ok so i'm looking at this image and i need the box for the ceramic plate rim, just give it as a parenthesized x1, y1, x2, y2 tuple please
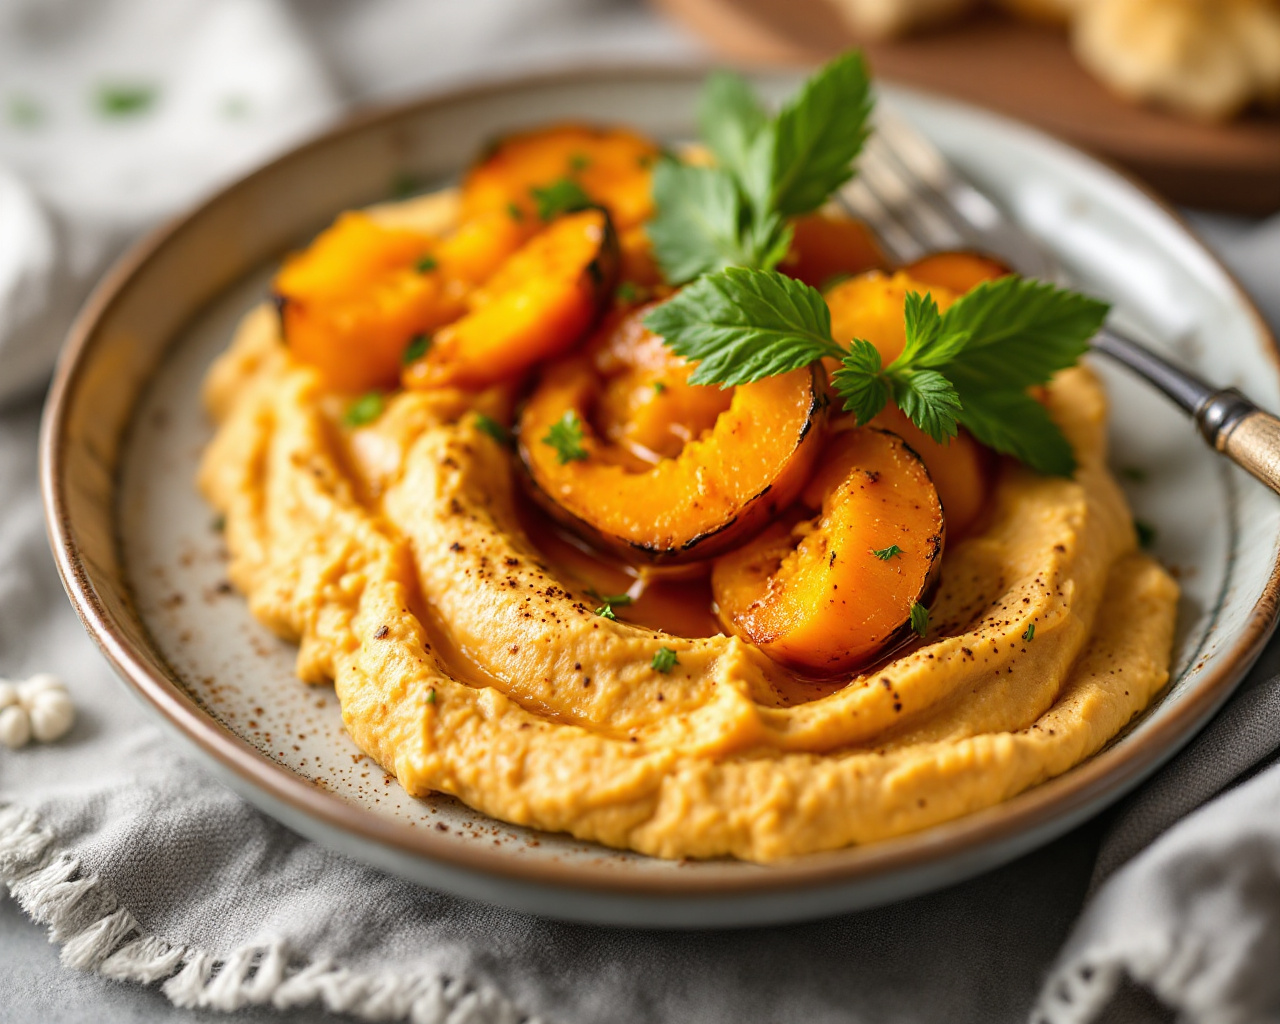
(39, 62, 1280, 906)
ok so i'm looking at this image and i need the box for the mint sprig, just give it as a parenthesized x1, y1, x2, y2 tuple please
(648, 52, 872, 285)
(643, 267, 1109, 476)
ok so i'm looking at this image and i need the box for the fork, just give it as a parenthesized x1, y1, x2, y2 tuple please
(839, 109, 1280, 496)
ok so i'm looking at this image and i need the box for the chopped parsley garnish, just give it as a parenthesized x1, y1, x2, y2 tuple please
(645, 268, 1107, 476)
(568, 152, 591, 172)
(651, 647, 679, 673)
(616, 281, 640, 304)
(1135, 519, 1157, 549)
(589, 590, 632, 609)
(415, 254, 437, 273)
(473, 413, 511, 446)
(595, 604, 617, 620)
(872, 545, 902, 560)
(909, 602, 929, 639)
(343, 391, 385, 427)
(403, 333, 431, 364)
(506, 201, 524, 222)
(639, 51, 1109, 477)
(531, 178, 592, 221)
(646, 52, 872, 285)
(652, 380, 668, 394)
(541, 410, 588, 464)
(1023, 623, 1036, 642)
(96, 83, 157, 117)
(425, 688, 437, 704)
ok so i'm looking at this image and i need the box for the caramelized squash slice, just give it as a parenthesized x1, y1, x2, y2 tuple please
(274, 211, 466, 392)
(824, 267, 1001, 539)
(780, 212, 884, 289)
(463, 123, 660, 231)
(519, 308, 825, 562)
(404, 208, 619, 390)
(906, 251, 1011, 294)
(712, 428, 944, 674)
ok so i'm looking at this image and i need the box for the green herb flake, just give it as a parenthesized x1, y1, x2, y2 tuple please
(652, 380, 668, 394)
(425, 688, 437, 705)
(506, 201, 525, 222)
(531, 178, 592, 221)
(595, 604, 617, 620)
(474, 413, 511, 446)
(1023, 623, 1036, 642)
(616, 281, 640, 304)
(651, 647, 679, 674)
(390, 172, 422, 200)
(589, 590, 633, 609)
(96, 83, 157, 118)
(1135, 519, 1157, 549)
(1120, 466, 1148, 484)
(403, 333, 431, 365)
(343, 392, 385, 428)
(6, 94, 43, 127)
(541, 410, 589, 464)
(415, 254, 438, 273)
(568, 152, 591, 172)
(872, 545, 902, 561)
(909, 602, 930, 639)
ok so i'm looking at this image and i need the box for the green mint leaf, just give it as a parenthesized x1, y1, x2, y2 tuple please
(344, 392, 385, 427)
(473, 413, 511, 446)
(832, 339, 890, 424)
(955, 387, 1076, 477)
(651, 647, 679, 673)
(888, 368, 961, 443)
(403, 333, 431, 364)
(531, 178, 592, 221)
(699, 71, 769, 188)
(96, 83, 157, 118)
(646, 161, 747, 285)
(872, 545, 902, 560)
(909, 602, 929, 638)
(941, 276, 1109, 389)
(770, 52, 873, 217)
(542, 410, 589, 464)
(644, 268, 842, 387)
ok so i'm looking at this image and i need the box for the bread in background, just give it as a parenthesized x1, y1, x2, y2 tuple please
(826, 0, 973, 38)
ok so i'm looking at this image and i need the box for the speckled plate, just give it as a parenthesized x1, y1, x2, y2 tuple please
(41, 66, 1280, 928)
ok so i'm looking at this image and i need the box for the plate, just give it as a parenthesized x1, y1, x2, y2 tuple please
(656, 0, 1280, 214)
(42, 66, 1280, 927)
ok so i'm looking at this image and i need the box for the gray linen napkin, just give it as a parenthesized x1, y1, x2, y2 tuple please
(4, 3, 1280, 1022)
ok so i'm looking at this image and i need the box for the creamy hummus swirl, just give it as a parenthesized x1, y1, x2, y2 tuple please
(199, 278, 1178, 861)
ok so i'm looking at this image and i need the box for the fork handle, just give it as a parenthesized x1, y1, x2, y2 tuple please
(1209, 404, 1280, 495)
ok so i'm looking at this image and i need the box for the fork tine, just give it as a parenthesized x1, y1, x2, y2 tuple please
(861, 137, 968, 254)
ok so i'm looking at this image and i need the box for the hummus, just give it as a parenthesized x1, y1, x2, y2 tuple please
(199, 193, 1179, 863)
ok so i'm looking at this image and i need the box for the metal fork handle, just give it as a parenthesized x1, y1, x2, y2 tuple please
(1094, 327, 1280, 493)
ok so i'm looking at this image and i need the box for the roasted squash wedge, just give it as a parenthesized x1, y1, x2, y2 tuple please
(905, 251, 1011, 294)
(403, 208, 619, 390)
(518, 308, 825, 562)
(274, 211, 467, 392)
(462, 123, 660, 231)
(712, 428, 945, 674)
(780, 212, 884, 289)
(825, 268, 998, 539)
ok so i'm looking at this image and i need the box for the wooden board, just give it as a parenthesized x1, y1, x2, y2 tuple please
(656, 0, 1280, 213)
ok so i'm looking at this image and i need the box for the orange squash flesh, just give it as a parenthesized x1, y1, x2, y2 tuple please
(905, 251, 1011, 294)
(518, 309, 825, 562)
(403, 208, 619, 391)
(462, 123, 660, 232)
(780, 212, 885, 289)
(274, 211, 467, 392)
(824, 268, 1002, 540)
(712, 428, 945, 675)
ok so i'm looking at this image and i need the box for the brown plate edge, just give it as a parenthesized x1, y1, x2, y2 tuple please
(37, 63, 1280, 902)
